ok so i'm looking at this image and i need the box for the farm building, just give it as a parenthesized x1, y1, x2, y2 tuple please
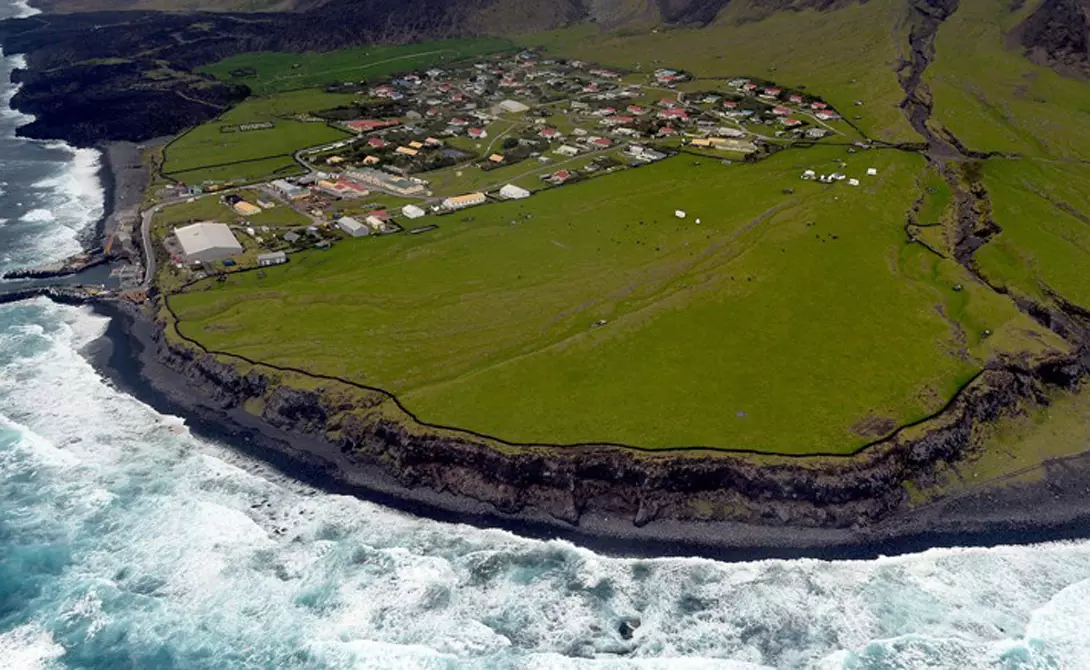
(270, 180, 308, 200)
(500, 184, 531, 200)
(257, 251, 288, 267)
(337, 217, 369, 237)
(402, 204, 426, 219)
(442, 192, 486, 210)
(174, 222, 243, 263)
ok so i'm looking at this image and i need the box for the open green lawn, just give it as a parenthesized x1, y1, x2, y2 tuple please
(926, 0, 1090, 158)
(168, 145, 1061, 453)
(154, 190, 309, 230)
(521, 0, 917, 145)
(976, 158, 1090, 309)
(203, 37, 517, 96)
(162, 89, 355, 184)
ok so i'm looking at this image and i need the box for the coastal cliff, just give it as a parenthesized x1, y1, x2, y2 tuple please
(94, 296, 1088, 557)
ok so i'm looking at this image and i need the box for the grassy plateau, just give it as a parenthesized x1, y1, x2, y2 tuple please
(169, 146, 1062, 453)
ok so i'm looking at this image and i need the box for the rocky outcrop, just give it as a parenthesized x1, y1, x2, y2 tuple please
(1015, 0, 1090, 78)
(147, 306, 1089, 532)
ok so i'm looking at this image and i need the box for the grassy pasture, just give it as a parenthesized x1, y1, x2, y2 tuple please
(169, 146, 1060, 453)
(203, 37, 516, 96)
(976, 159, 1090, 309)
(925, 0, 1090, 158)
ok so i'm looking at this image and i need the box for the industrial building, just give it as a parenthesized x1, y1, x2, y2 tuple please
(345, 168, 427, 196)
(174, 222, 243, 263)
(338, 217, 369, 237)
(402, 204, 426, 219)
(442, 192, 486, 210)
(499, 184, 531, 200)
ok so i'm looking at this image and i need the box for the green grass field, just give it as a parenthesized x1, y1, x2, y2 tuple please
(925, 0, 1090, 158)
(168, 146, 1062, 453)
(976, 159, 1090, 308)
(203, 37, 517, 96)
(162, 89, 355, 185)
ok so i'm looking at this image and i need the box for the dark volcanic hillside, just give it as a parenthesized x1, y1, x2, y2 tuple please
(4, 0, 1090, 145)
(1016, 0, 1090, 77)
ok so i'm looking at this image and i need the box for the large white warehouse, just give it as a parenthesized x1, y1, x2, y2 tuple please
(174, 222, 243, 263)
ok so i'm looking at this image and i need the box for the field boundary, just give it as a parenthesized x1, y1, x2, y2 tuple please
(161, 273, 988, 460)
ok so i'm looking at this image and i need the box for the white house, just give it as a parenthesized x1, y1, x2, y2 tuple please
(499, 184, 531, 200)
(402, 204, 426, 219)
(867, 168, 878, 176)
(337, 217, 369, 237)
(174, 222, 243, 263)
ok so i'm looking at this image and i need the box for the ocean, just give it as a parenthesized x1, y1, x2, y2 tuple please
(2, 2, 1090, 668)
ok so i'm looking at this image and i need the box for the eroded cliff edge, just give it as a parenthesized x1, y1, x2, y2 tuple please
(82, 295, 1090, 560)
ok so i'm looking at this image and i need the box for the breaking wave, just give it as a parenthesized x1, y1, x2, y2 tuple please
(1, 299, 1089, 669)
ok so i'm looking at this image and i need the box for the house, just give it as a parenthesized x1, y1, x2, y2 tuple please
(539, 127, 561, 140)
(658, 97, 680, 108)
(408, 141, 424, 149)
(815, 110, 840, 121)
(550, 170, 572, 183)
(283, 231, 302, 243)
(657, 126, 678, 137)
(345, 119, 399, 133)
(789, 94, 805, 104)
(500, 184, 531, 199)
(174, 222, 243, 263)
(806, 128, 828, 139)
(257, 251, 288, 267)
(468, 127, 487, 139)
(365, 215, 388, 231)
(602, 115, 634, 126)
(590, 137, 612, 149)
(489, 153, 505, 163)
(396, 146, 420, 156)
(627, 105, 646, 115)
(555, 145, 580, 157)
(782, 118, 803, 127)
(442, 192, 486, 210)
(363, 155, 381, 165)
(337, 217, 368, 237)
(425, 137, 443, 146)
(450, 117, 470, 126)
(659, 108, 689, 120)
(772, 106, 792, 116)
(761, 87, 782, 98)
(402, 204, 426, 219)
(811, 102, 829, 110)
(722, 100, 738, 109)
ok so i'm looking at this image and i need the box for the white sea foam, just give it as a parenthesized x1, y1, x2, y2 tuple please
(0, 624, 64, 670)
(2, 300, 1090, 668)
(19, 207, 54, 223)
(11, 0, 39, 18)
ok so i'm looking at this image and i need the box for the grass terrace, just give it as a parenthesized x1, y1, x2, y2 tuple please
(168, 146, 1063, 453)
(162, 89, 357, 186)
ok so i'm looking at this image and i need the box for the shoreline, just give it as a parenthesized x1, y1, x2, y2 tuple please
(81, 298, 1090, 562)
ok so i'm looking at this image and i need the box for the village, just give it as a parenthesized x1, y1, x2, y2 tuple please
(150, 49, 860, 284)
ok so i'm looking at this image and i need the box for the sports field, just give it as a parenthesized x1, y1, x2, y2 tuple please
(168, 146, 1062, 453)
(203, 38, 516, 96)
(162, 89, 355, 186)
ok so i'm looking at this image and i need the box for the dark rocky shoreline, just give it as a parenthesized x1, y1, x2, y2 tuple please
(75, 297, 1090, 562)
